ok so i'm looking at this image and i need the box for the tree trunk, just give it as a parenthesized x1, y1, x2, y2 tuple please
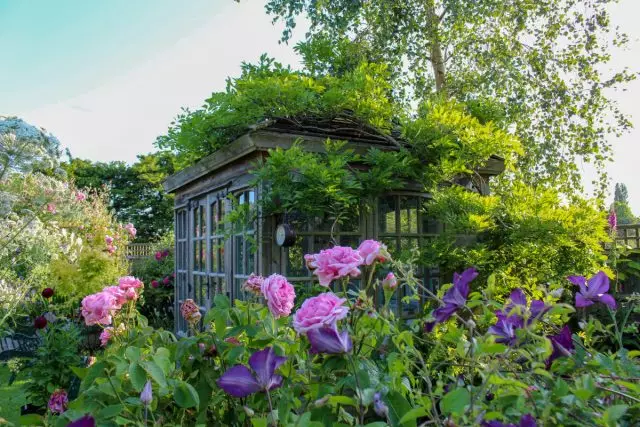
(427, 2, 446, 92)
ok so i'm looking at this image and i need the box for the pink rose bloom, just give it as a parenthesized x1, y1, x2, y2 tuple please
(181, 299, 201, 324)
(243, 273, 264, 295)
(102, 286, 127, 308)
(46, 203, 57, 214)
(81, 292, 118, 326)
(357, 240, 390, 265)
(304, 254, 318, 271)
(105, 235, 114, 245)
(162, 276, 170, 285)
(118, 276, 143, 291)
(151, 280, 159, 288)
(292, 292, 349, 334)
(382, 272, 398, 290)
(48, 389, 68, 414)
(312, 246, 363, 287)
(100, 327, 113, 347)
(107, 245, 116, 254)
(125, 223, 134, 230)
(155, 251, 163, 261)
(261, 274, 296, 318)
(124, 288, 138, 301)
(75, 191, 86, 201)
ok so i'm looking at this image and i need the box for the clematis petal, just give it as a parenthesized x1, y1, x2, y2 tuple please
(432, 304, 458, 324)
(519, 414, 537, 427)
(529, 300, 548, 323)
(567, 275, 587, 294)
(249, 347, 286, 389)
(217, 365, 261, 397)
(588, 271, 609, 295)
(509, 289, 527, 307)
(597, 293, 617, 310)
(453, 268, 478, 299)
(575, 293, 594, 308)
(307, 327, 352, 354)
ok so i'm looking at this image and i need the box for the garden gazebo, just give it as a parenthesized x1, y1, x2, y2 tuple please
(164, 118, 505, 333)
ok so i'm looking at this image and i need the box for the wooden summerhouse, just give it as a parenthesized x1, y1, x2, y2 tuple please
(163, 118, 505, 332)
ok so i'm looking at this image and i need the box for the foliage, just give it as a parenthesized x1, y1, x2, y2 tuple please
(130, 234, 175, 330)
(156, 55, 400, 168)
(425, 181, 609, 297)
(46, 240, 640, 426)
(62, 151, 176, 242)
(612, 183, 637, 225)
(0, 172, 129, 328)
(263, 0, 635, 194)
(24, 321, 83, 408)
(0, 116, 61, 179)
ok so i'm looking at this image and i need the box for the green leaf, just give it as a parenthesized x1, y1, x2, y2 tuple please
(328, 395, 358, 407)
(603, 405, 628, 426)
(251, 419, 268, 427)
(129, 362, 147, 392)
(398, 407, 428, 424)
(214, 293, 231, 309)
(98, 404, 124, 419)
(440, 388, 470, 416)
(384, 391, 416, 427)
(81, 361, 107, 391)
(19, 414, 44, 426)
(141, 360, 168, 388)
(125, 346, 141, 362)
(174, 380, 200, 408)
(70, 366, 87, 380)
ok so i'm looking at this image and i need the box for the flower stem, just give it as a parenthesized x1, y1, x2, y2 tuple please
(265, 388, 276, 426)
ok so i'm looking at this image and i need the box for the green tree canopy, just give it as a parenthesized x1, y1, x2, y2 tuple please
(612, 182, 637, 225)
(62, 152, 176, 241)
(263, 0, 635, 194)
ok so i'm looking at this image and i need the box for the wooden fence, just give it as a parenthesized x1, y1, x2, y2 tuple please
(126, 243, 155, 259)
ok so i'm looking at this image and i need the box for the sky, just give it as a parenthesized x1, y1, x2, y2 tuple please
(1, 0, 639, 211)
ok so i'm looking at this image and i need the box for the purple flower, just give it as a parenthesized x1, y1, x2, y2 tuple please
(216, 347, 286, 398)
(307, 327, 352, 354)
(546, 325, 574, 368)
(482, 414, 537, 427)
(567, 271, 616, 309)
(425, 268, 478, 332)
(504, 289, 548, 325)
(373, 392, 389, 418)
(66, 415, 95, 427)
(608, 209, 617, 230)
(488, 311, 524, 346)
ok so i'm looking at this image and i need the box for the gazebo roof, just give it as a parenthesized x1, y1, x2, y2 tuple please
(163, 116, 504, 194)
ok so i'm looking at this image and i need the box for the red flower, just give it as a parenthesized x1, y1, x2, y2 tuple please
(162, 276, 170, 285)
(151, 280, 159, 288)
(34, 315, 48, 329)
(42, 288, 54, 298)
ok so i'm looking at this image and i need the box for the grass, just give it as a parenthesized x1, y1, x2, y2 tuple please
(0, 361, 29, 426)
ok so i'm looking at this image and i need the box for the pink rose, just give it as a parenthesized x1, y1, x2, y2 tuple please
(46, 203, 57, 214)
(81, 292, 118, 326)
(312, 246, 363, 287)
(357, 240, 390, 265)
(100, 327, 113, 347)
(261, 274, 296, 318)
(102, 286, 127, 308)
(107, 245, 116, 254)
(181, 299, 201, 324)
(75, 191, 86, 201)
(151, 280, 159, 288)
(124, 288, 138, 301)
(382, 272, 398, 290)
(125, 223, 134, 230)
(304, 254, 318, 271)
(243, 273, 264, 295)
(155, 251, 163, 261)
(105, 235, 114, 245)
(118, 276, 143, 291)
(125, 223, 137, 238)
(292, 292, 349, 334)
(48, 389, 68, 414)
(162, 276, 170, 285)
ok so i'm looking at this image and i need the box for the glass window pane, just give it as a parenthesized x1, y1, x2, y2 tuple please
(235, 236, 245, 275)
(287, 235, 309, 277)
(210, 239, 218, 272)
(193, 207, 199, 237)
(378, 196, 397, 234)
(400, 196, 418, 233)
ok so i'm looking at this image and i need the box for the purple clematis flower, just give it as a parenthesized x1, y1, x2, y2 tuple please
(567, 271, 616, 309)
(216, 347, 287, 398)
(488, 311, 524, 346)
(504, 289, 548, 325)
(425, 267, 478, 332)
(307, 326, 352, 354)
(483, 414, 537, 427)
(546, 325, 574, 369)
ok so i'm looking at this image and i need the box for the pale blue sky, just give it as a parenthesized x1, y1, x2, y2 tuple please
(1, 1, 639, 211)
